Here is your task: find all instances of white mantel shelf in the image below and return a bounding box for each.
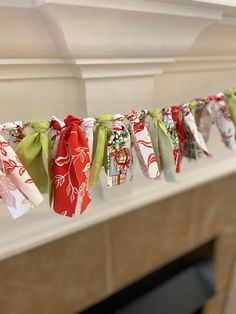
[1,0,236,260]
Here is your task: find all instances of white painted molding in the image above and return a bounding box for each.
[2,56,236,80]
[0,0,34,8]
[35,0,223,20]
[193,0,236,7]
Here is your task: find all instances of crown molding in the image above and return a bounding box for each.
[0,0,34,8]
[1,0,236,60]
[1,56,236,80]
[193,0,236,6]
[35,0,223,20]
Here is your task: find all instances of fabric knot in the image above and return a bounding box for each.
[224,88,235,98]
[112,114,125,129]
[181,103,190,116]
[150,109,162,120]
[139,109,149,121]
[64,115,81,126]
[126,109,140,123]
[96,114,112,127]
[50,117,64,131]
[80,117,96,129]
[163,107,172,116]
[207,96,216,102]
[30,121,50,133]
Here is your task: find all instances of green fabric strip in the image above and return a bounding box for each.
[90,114,112,187]
[224,88,236,127]
[16,121,51,193]
[189,100,197,117]
[150,109,175,181]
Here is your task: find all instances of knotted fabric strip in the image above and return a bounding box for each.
[150,109,175,181]
[224,88,236,127]
[80,117,96,160]
[127,109,159,179]
[162,107,181,173]
[90,114,112,187]
[48,116,66,205]
[107,114,132,186]
[171,105,186,171]
[0,169,31,219]
[210,94,236,150]
[49,116,65,160]
[181,103,210,157]
[16,121,51,193]
[0,134,43,218]
[190,99,212,143]
[52,115,91,217]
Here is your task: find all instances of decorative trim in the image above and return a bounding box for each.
[1,57,236,80]
[35,0,223,20]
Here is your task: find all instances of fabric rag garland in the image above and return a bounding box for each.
[0,87,236,219]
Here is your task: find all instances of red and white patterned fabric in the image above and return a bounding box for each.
[0,169,31,218]
[210,94,236,151]
[52,115,91,217]
[127,109,160,179]
[0,133,43,218]
[1,121,25,149]
[171,105,186,172]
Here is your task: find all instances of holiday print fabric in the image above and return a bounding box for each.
[107,114,132,187]
[0,134,43,218]
[210,94,236,151]
[127,109,160,179]
[52,115,91,217]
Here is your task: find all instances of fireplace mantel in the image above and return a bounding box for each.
[1,0,236,261]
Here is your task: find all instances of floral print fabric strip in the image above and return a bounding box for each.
[0,134,43,218]
[0,169,31,218]
[52,115,91,217]
[127,109,160,179]
[210,94,236,151]
[1,121,25,149]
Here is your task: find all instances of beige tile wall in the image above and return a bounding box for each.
[1,173,236,314]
